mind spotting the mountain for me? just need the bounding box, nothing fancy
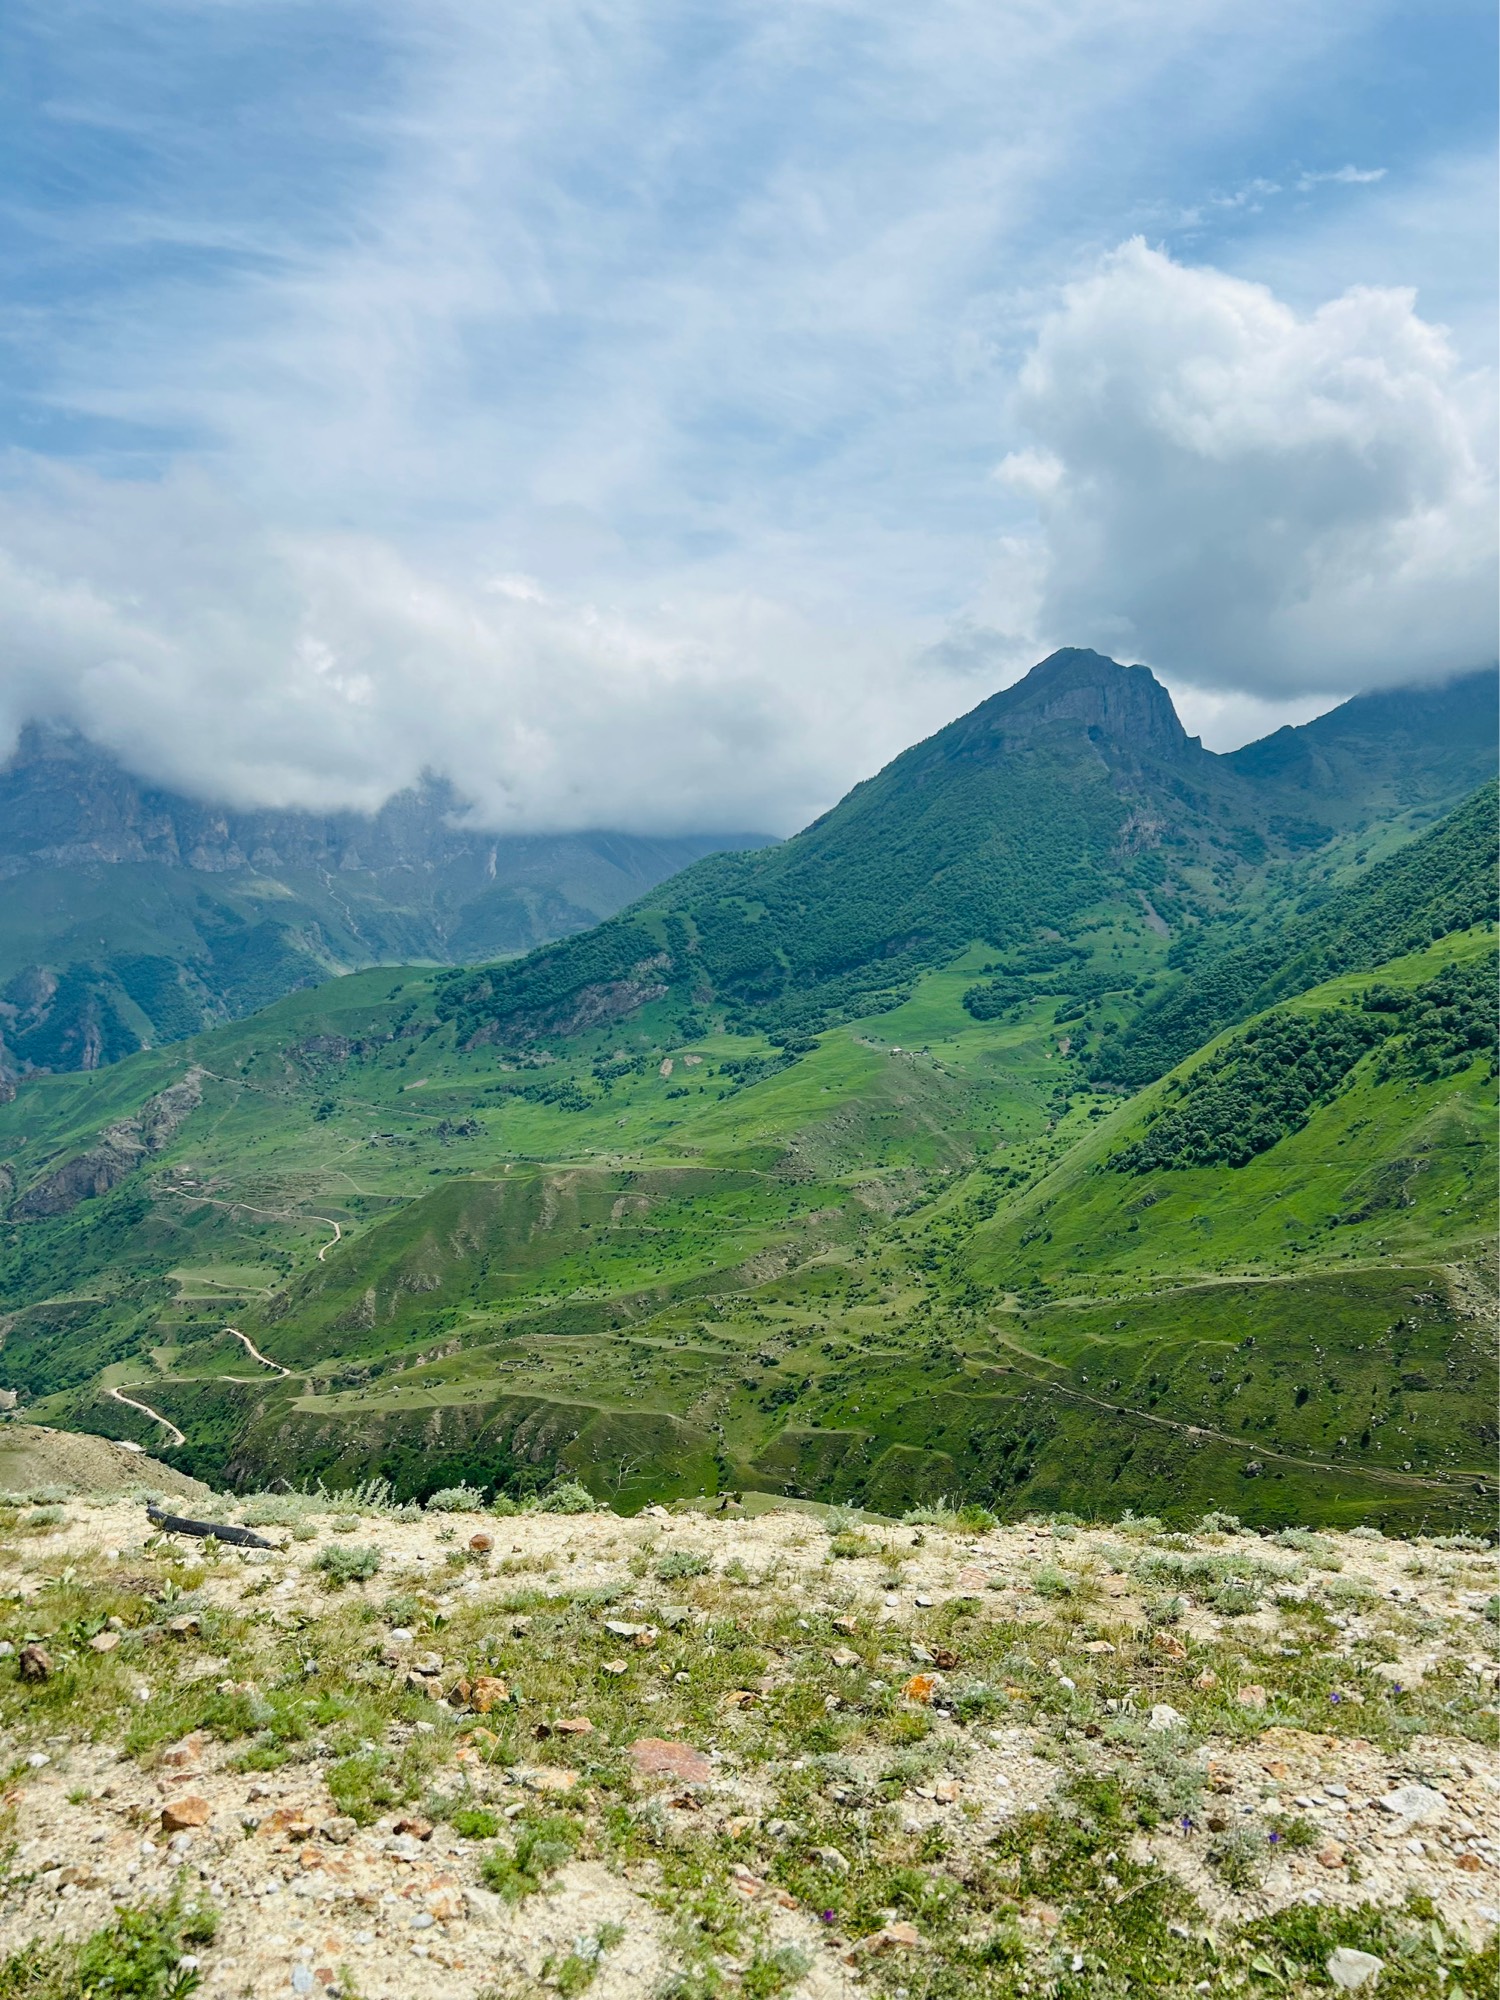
[435,650,1497,1051]
[0,649,1491,1529]
[0,723,772,1086]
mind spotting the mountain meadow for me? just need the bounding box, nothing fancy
[0,652,1493,1533]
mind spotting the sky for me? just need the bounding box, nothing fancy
[0,0,1494,836]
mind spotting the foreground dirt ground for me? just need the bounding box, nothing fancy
[0,1487,1493,1999]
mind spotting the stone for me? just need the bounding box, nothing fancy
[933,1779,961,1804]
[859,1921,922,1952]
[931,1647,960,1671]
[814,1845,851,1873]
[463,1886,505,1925]
[161,1796,211,1832]
[1376,1784,1445,1822]
[166,1616,200,1639]
[468,1533,493,1553]
[160,1733,206,1770]
[1152,1630,1187,1660]
[552,1716,594,1735]
[1316,1842,1346,1869]
[518,1766,579,1793]
[1236,1685,1269,1710]
[411,1653,443,1677]
[1327,1947,1384,1990]
[722,1690,758,1708]
[424,1881,466,1922]
[393,1817,433,1840]
[601,1659,628,1677]
[470,1675,509,1713]
[628,1737,713,1785]
[384,1835,425,1863]
[831,1615,859,1635]
[903,1674,938,1705]
[1192,1669,1219,1691]
[321,1818,357,1845]
[1080,1640,1116,1655]
[18,1644,52,1682]
[1147,1703,1187,1733]
[829,1648,860,1670]
[88,1632,120,1654]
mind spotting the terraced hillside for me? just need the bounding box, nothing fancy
[0,660,1492,1529]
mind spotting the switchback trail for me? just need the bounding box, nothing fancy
[107,1386,186,1449]
[223,1328,293,1378]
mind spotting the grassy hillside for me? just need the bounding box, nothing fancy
[0,667,1491,1530]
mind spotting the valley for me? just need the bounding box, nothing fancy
[0,654,1492,1531]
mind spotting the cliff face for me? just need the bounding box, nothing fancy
[0,726,772,1083]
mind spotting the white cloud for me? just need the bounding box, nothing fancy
[1007,239,1497,694]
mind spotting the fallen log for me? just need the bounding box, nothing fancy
[146,1505,277,1549]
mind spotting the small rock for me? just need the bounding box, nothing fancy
[424,1882,465,1922]
[166,1615,200,1639]
[903,1674,938,1705]
[1147,1703,1187,1733]
[18,1644,52,1683]
[463,1885,504,1925]
[1316,1841,1346,1869]
[320,1817,357,1845]
[933,1779,961,1804]
[601,1659,628,1677]
[1080,1640,1116,1655]
[552,1716,594,1735]
[411,1653,443,1677]
[1236,1684,1269,1710]
[1192,1669,1218,1691]
[392,1816,433,1840]
[1327,1947,1384,1990]
[468,1533,493,1553]
[291,1965,314,1995]
[384,1835,425,1863]
[931,1647,960,1671]
[1152,1630,1187,1661]
[859,1921,922,1952]
[628,1737,713,1785]
[469,1674,509,1713]
[914,1594,933,1608]
[1376,1784,1445,1822]
[160,1732,206,1770]
[831,1615,858,1635]
[517,1766,578,1793]
[814,1845,851,1873]
[830,1647,860,1670]
[161,1797,211,1833]
[89,1632,121,1654]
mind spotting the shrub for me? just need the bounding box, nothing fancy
[313,1545,382,1588]
[450,1806,501,1839]
[425,1485,487,1514]
[532,1481,595,1515]
[655,1550,711,1582]
[480,1815,579,1902]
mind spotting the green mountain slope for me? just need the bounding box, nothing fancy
[0,656,1491,1529]
[1094,782,1498,1088]
[0,724,771,1085]
[435,653,1497,1053]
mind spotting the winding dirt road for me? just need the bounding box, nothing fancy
[107,1386,186,1449]
[223,1327,293,1377]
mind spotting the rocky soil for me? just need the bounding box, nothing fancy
[0,1492,1493,1999]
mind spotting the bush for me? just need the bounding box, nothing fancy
[313,1545,382,1588]
[450,1806,501,1839]
[655,1550,711,1582]
[480,1815,579,1902]
[532,1481,595,1515]
[425,1485,487,1514]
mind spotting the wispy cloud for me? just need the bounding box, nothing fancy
[0,0,1492,827]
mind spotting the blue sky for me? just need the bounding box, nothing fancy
[0,0,1493,832]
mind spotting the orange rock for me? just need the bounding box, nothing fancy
[628,1737,713,1784]
[553,1717,594,1735]
[1454,1853,1484,1873]
[468,1533,493,1554]
[903,1674,938,1704]
[161,1796,210,1832]
[261,1807,317,1841]
[1316,1842,1345,1870]
[160,1733,206,1770]
[1152,1630,1187,1661]
[859,1921,922,1952]
[470,1676,510,1714]
[425,1881,466,1922]
[1192,1670,1218,1691]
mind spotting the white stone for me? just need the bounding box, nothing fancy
[1327,1947,1383,1990]
[1376,1784,1445,1822]
[1147,1703,1187,1732]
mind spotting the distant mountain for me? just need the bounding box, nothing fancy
[0,724,772,1085]
[435,650,1499,1052]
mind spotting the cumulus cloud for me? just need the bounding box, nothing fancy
[1001,239,1497,694]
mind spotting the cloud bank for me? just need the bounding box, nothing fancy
[0,2,1493,830]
